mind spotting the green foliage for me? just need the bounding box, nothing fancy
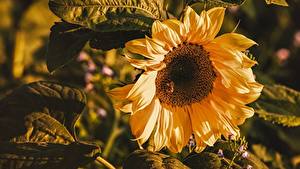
[46,22,146,72]
[48,0,167,32]
[46,0,169,72]
[9,0,58,78]
[190,0,245,9]
[0,81,86,139]
[264,0,288,6]
[123,150,189,169]
[184,152,222,169]
[251,144,288,169]
[45,0,189,72]
[46,22,92,72]
[254,85,300,127]
[196,139,269,169]
[0,0,298,168]
[0,81,102,169]
[0,142,100,169]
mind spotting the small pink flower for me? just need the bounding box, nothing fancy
[228,6,240,13]
[275,48,290,63]
[242,151,249,158]
[101,65,114,77]
[217,149,224,158]
[228,133,235,140]
[77,51,89,62]
[85,73,93,83]
[188,135,196,147]
[294,31,300,47]
[85,83,94,91]
[87,61,97,72]
[239,145,245,152]
[246,165,253,169]
[97,108,107,118]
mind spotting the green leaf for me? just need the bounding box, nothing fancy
[184,152,222,169]
[89,30,147,50]
[11,0,59,78]
[201,140,269,169]
[123,150,189,169]
[0,81,86,140]
[264,0,288,6]
[46,21,147,72]
[255,110,300,127]
[46,22,92,73]
[0,142,100,169]
[190,0,245,9]
[164,0,186,18]
[48,0,167,32]
[10,112,75,144]
[253,84,300,127]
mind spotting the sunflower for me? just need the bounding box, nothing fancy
[108,6,263,153]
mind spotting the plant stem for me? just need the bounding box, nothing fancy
[96,156,116,169]
[103,110,123,158]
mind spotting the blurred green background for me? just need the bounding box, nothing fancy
[1,0,300,168]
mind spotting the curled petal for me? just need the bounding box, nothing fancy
[130,98,160,146]
[167,106,192,153]
[152,105,173,151]
[127,71,157,112]
[152,21,182,49]
[207,7,225,39]
[212,33,257,51]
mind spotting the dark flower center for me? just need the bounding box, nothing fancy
[155,43,216,106]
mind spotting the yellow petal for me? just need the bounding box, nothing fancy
[208,98,240,137]
[233,105,254,125]
[167,106,192,153]
[207,7,225,39]
[127,71,157,112]
[162,19,187,41]
[193,140,207,153]
[187,10,211,44]
[214,79,263,104]
[108,84,134,100]
[151,21,182,49]
[205,43,243,67]
[183,6,205,36]
[153,105,172,151]
[120,103,133,113]
[125,38,165,61]
[130,98,160,145]
[125,39,150,58]
[210,92,254,125]
[213,33,257,51]
[190,102,220,146]
[124,53,164,71]
[214,63,252,93]
[242,54,257,68]
[145,36,169,58]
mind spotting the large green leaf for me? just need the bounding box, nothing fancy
[89,30,147,50]
[123,150,189,169]
[46,22,146,72]
[186,140,269,169]
[46,22,92,72]
[264,0,288,6]
[48,0,167,32]
[9,112,75,144]
[253,85,300,127]
[183,152,222,169]
[0,142,100,169]
[8,0,59,78]
[0,81,86,140]
[190,0,245,8]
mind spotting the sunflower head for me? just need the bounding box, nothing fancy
[109,6,263,153]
